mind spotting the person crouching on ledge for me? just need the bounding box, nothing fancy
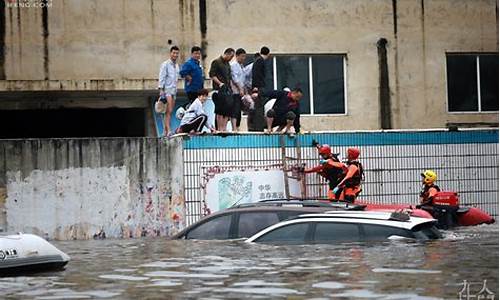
[176,89,215,134]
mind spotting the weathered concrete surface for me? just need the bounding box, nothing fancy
[0,138,185,240]
[0,0,497,130]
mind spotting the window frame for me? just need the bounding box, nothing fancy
[271,53,348,116]
[445,52,499,114]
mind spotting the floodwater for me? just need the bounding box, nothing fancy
[1,225,498,300]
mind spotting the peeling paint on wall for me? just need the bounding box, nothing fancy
[6,167,130,240]
[0,137,185,240]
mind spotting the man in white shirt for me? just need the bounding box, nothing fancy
[230,48,247,131]
[158,46,180,137]
[176,89,215,134]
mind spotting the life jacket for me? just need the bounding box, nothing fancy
[321,159,347,189]
[344,161,364,188]
[419,184,441,203]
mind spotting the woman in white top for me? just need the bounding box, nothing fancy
[176,89,215,134]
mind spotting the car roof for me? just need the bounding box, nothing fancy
[245,211,436,242]
[233,199,366,210]
[297,210,437,226]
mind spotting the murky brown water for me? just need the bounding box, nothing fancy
[1,225,498,299]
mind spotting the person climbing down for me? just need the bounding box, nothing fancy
[304,140,347,200]
[262,87,303,134]
[418,170,440,208]
[176,89,215,135]
[334,148,364,203]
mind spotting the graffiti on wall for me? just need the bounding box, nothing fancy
[122,179,184,238]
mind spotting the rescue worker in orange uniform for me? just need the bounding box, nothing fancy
[304,143,347,200]
[334,148,364,203]
[418,170,440,208]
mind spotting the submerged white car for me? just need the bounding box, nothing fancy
[245,211,441,244]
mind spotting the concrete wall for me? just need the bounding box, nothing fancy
[0,0,497,130]
[0,137,185,240]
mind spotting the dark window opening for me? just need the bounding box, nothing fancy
[266,54,346,115]
[479,55,499,111]
[0,108,145,139]
[276,55,311,113]
[447,53,499,112]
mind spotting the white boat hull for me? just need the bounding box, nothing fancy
[0,233,70,276]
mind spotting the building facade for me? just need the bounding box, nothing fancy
[0,0,498,137]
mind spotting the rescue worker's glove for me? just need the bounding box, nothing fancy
[312,139,319,147]
[319,158,328,165]
[333,186,340,195]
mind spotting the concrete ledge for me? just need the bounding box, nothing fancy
[0,79,213,92]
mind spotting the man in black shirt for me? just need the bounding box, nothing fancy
[209,48,235,131]
[263,87,303,134]
[248,46,271,132]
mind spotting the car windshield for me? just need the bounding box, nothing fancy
[411,222,442,240]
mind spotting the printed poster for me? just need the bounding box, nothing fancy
[204,170,301,213]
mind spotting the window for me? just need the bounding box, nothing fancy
[446,53,499,112]
[255,222,309,243]
[361,224,413,240]
[243,54,346,114]
[313,222,360,242]
[237,212,280,238]
[186,214,232,239]
[274,55,346,115]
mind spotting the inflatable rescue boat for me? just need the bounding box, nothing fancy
[356,191,495,229]
[0,233,70,276]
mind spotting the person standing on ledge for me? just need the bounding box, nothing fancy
[209,48,235,132]
[248,46,271,132]
[180,46,205,104]
[158,45,180,137]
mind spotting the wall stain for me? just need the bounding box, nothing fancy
[496,1,498,44]
[391,0,400,128]
[150,0,155,34]
[189,0,195,34]
[16,6,21,72]
[178,0,184,31]
[420,0,428,117]
[0,0,6,79]
[8,7,13,80]
[199,0,207,65]
[41,0,49,80]
[392,0,397,35]
[377,38,391,129]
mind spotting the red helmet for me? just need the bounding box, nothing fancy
[318,144,331,156]
[347,148,360,160]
